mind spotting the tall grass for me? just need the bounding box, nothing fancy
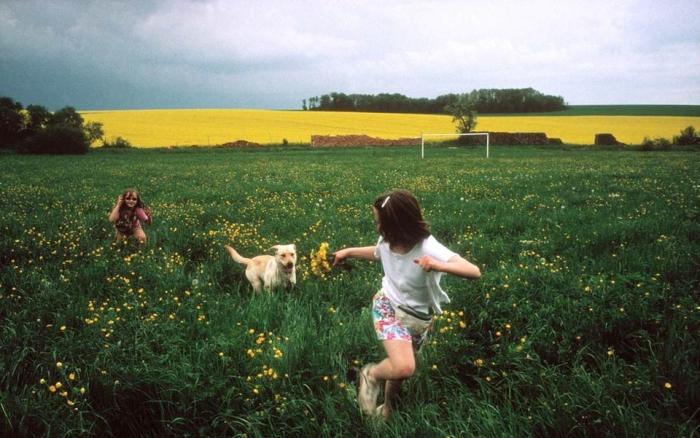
[1,146,698,436]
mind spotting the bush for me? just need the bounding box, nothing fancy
[638,136,671,151]
[20,125,88,154]
[673,126,699,145]
[102,136,133,148]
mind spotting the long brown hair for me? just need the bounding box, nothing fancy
[120,188,146,212]
[373,189,430,248]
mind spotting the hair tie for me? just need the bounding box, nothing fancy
[381,196,390,208]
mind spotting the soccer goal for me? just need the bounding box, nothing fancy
[421,132,490,158]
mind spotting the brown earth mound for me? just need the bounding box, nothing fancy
[217,140,262,148]
[311,135,419,148]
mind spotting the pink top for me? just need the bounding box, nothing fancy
[132,207,149,228]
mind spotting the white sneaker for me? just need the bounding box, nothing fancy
[357,363,380,415]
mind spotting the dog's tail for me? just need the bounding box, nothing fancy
[224,245,251,265]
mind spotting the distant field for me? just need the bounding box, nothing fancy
[490,105,700,117]
[555,105,700,117]
[81,109,700,147]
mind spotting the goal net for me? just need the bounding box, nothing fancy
[420,132,490,158]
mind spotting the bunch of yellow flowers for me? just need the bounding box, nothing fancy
[309,242,332,279]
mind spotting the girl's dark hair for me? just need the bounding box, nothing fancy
[121,188,146,210]
[373,189,430,248]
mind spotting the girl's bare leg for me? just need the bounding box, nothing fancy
[380,379,403,419]
[367,340,415,419]
[114,230,125,243]
[133,228,147,244]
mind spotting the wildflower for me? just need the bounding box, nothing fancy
[310,242,332,278]
[48,385,57,393]
[474,359,484,367]
[39,378,46,385]
[68,373,76,381]
[664,382,672,389]
[56,362,63,369]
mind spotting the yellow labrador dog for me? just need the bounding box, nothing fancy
[224,244,297,292]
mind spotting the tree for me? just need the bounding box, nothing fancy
[49,106,83,129]
[0,96,24,147]
[24,104,51,136]
[83,121,104,146]
[20,125,88,155]
[446,97,478,134]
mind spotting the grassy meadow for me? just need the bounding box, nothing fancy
[1,145,699,436]
[80,108,700,147]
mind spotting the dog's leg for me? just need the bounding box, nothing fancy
[245,269,263,293]
[250,278,263,293]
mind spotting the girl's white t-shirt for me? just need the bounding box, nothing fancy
[374,235,457,314]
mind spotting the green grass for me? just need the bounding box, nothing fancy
[488,105,700,117]
[1,146,698,436]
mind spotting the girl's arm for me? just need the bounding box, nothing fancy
[108,195,122,223]
[414,255,481,279]
[333,246,378,265]
[135,207,151,224]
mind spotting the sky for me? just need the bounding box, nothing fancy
[1,0,699,110]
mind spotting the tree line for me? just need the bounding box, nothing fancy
[303,88,567,114]
[0,96,131,154]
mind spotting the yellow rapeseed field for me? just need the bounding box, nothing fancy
[81,109,699,147]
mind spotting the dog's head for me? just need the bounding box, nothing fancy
[271,244,297,274]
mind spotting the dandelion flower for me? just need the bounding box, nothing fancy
[664,382,672,389]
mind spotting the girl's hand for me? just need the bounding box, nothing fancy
[332,249,349,266]
[116,195,123,205]
[414,255,440,272]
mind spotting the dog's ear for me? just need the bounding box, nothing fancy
[269,245,280,254]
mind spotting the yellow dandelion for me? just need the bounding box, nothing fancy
[48,385,57,393]
[56,362,63,369]
[664,382,672,389]
[68,373,76,381]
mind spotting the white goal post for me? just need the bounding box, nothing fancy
[421,132,490,158]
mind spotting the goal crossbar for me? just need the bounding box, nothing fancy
[421,132,490,158]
